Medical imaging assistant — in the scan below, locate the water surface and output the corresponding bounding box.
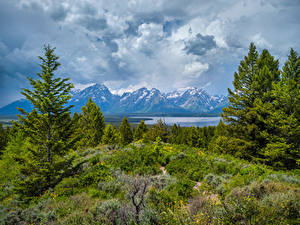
[131,116,221,127]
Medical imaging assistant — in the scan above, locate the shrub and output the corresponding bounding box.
[79,163,111,187]
[54,177,80,196]
[204,173,226,189]
[0,200,55,225]
[170,178,194,199]
[94,199,131,225]
[98,178,123,197]
[139,206,159,225]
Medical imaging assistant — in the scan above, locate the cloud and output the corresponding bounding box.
[0,0,300,107]
[184,33,216,56]
[184,62,209,77]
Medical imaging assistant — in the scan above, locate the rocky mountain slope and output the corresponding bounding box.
[0,84,227,114]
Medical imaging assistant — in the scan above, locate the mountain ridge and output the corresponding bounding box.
[0,84,228,115]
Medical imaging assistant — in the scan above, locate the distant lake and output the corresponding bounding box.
[131,116,221,127]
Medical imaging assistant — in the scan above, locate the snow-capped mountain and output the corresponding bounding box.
[166,87,213,112]
[112,88,186,113]
[69,83,120,113]
[0,84,228,115]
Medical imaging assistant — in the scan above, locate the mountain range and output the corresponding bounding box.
[0,84,227,115]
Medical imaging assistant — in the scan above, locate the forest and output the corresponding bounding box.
[0,43,299,224]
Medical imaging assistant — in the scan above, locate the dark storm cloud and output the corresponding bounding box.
[0,1,55,106]
[184,33,217,56]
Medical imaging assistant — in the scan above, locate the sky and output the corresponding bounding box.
[0,0,299,107]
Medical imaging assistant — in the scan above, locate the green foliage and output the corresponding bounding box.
[0,200,55,225]
[79,161,111,187]
[77,97,105,148]
[109,145,161,175]
[119,117,133,146]
[102,124,119,145]
[134,120,148,141]
[0,131,30,200]
[215,43,300,169]
[145,119,168,142]
[261,48,300,169]
[94,199,126,224]
[14,45,75,200]
[0,141,299,224]
[0,123,8,155]
[168,124,215,148]
[54,177,80,196]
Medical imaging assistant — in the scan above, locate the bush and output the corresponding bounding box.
[54,177,80,196]
[98,178,123,197]
[204,173,226,189]
[0,200,55,225]
[79,163,111,187]
[94,199,131,225]
[170,178,194,199]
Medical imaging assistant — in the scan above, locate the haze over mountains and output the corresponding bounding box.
[0,84,227,115]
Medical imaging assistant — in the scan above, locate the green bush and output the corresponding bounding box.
[54,177,80,196]
[79,163,111,187]
[170,178,194,199]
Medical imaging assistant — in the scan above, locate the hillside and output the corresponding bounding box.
[0,84,227,115]
[1,142,299,224]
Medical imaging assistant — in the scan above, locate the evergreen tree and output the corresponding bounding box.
[0,123,8,155]
[146,119,168,142]
[71,112,83,148]
[102,124,119,145]
[187,126,199,147]
[119,117,133,146]
[77,97,105,147]
[170,124,181,144]
[134,120,148,140]
[221,43,282,160]
[261,49,300,169]
[15,45,75,199]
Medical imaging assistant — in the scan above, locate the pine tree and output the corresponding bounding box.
[102,124,119,145]
[0,122,8,155]
[15,45,75,199]
[146,119,168,142]
[170,124,180,144]
[262,49,300,169]
[187,126,199,147]
[134,120,148,140]
[119,117,133,146]
[221,43,281,161]
[77,97,105,147]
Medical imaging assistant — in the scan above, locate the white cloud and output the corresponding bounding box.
[252,33,272,49]
[184,62,209,77]
[73,82,96,91]
[108,81,151,95]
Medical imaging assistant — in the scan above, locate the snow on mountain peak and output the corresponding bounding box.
[0,83,228,115]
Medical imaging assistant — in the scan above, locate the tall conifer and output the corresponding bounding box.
[77,97,105,147]
[134,120,148,140]
[119,117,133,146]
[15,45,75,199]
